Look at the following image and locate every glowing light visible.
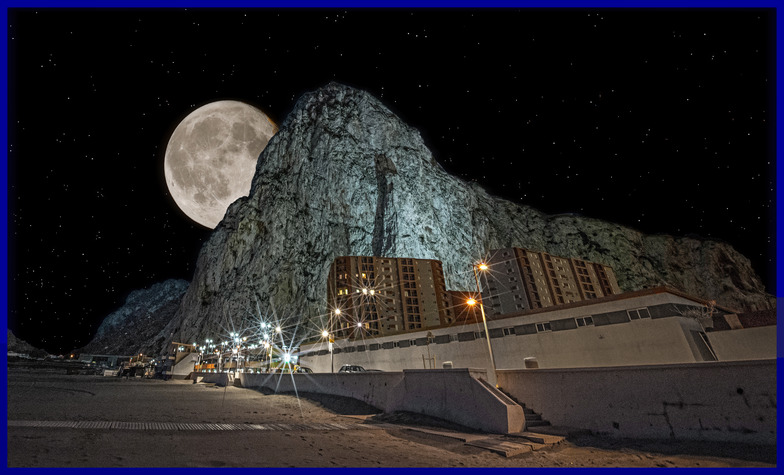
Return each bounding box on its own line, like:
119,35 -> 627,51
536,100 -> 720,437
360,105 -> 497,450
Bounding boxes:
275,326 -> 282,334
370,289 -> 375,296
478,263 -> 489,271
283,353 -> 291,363
467,298 -> 477,306
357,322 -> 362,328
322,330 -> 329,338
263,333 -> 269,340
335,308 -> 341,315
362,288 -> 368,295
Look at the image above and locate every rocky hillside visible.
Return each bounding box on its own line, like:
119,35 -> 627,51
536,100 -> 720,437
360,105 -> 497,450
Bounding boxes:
77,279 -> 189,355
150,82 -> 772,354
7,330 -> 48,358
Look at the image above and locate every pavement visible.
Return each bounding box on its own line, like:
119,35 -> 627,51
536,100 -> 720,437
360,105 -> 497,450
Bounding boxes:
6,370 -> 775,468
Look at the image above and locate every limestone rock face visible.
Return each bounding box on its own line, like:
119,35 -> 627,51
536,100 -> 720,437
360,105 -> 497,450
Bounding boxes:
78,279 -> 189,355
160,82 -> 773,353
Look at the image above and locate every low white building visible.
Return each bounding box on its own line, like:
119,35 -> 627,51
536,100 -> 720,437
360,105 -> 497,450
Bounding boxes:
299,286 -> 775,373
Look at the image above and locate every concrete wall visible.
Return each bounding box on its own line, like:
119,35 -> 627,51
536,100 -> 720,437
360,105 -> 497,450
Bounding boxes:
237,368 -> 524,434
239,371 -> 404,411
492,317 -> 704,369
706,327 -> 776,361
191,372 -> 229,386
496,359 -> 776,445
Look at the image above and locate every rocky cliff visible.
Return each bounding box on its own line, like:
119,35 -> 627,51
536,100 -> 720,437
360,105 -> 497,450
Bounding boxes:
78,279 -> 188,355
157,82 -> 772,354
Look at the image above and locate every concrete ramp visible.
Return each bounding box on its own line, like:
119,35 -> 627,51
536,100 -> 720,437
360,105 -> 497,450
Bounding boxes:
387,369 -> 526,434
171,353 -> 199,376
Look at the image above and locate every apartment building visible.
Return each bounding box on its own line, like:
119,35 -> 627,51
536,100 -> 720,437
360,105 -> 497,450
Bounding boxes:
479,247 -> 622,317
327,256 -> 454,339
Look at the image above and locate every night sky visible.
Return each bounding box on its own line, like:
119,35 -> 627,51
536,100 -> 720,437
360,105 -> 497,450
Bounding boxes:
7,8 -> 775,354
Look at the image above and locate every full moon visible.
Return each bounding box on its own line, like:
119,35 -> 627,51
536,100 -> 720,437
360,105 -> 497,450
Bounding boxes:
164,100 -> 277,228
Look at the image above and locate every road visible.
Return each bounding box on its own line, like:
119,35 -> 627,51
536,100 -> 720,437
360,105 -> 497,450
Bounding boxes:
6,370 -> 775,467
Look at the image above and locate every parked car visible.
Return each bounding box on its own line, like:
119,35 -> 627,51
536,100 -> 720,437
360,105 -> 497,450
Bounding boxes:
338,364 -> 366,373
295,365 -> 313,374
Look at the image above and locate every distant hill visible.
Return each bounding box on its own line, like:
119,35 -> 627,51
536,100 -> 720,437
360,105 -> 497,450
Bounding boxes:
7,330 -> 48,358
75,279 -> 189,356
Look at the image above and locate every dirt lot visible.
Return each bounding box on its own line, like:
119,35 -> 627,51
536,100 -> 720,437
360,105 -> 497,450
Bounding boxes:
6,369 -> 775,467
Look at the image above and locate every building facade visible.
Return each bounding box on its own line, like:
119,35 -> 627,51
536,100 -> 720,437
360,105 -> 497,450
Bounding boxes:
479,247 -> 622,317
302,286 -> 772,373
327,256 -> 455,339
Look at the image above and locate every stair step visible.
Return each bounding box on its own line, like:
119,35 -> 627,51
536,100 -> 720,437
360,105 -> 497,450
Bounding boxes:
509,431 -> 565,445
467,438 -> 533,457
520,441 -> 548,451
524,413 -> 542,421
527,425 -> 591,437
525,420 -> 551,427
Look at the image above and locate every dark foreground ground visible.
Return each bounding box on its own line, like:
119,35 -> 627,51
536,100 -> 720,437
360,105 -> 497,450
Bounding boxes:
6,367 -> 776,468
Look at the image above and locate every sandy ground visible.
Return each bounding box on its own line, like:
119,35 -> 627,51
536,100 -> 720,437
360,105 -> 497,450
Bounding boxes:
7,370 -> 776,468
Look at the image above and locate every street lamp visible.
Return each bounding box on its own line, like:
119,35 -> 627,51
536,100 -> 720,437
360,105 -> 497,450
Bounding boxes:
263,341 -> 271,372
329,308 -> 341,373
470,261 -> 497,385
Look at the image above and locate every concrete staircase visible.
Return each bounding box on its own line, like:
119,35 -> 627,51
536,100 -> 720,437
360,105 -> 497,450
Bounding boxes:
495,386 -> 552,429
497,388 -> 550,430
521,403 -> 551,428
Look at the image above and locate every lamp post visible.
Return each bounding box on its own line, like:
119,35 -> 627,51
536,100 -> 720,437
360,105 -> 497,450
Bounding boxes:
322,329 -> 334,374
332,308 -> 342,373
263,341 -> 271,373
470,262 -> 497,385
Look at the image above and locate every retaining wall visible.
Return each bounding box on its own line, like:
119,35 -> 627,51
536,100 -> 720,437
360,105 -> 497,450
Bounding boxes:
191,372 -> 229,386
238,368 -> 523,434
239,371 -> 404,410
497,359 -> 776,445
